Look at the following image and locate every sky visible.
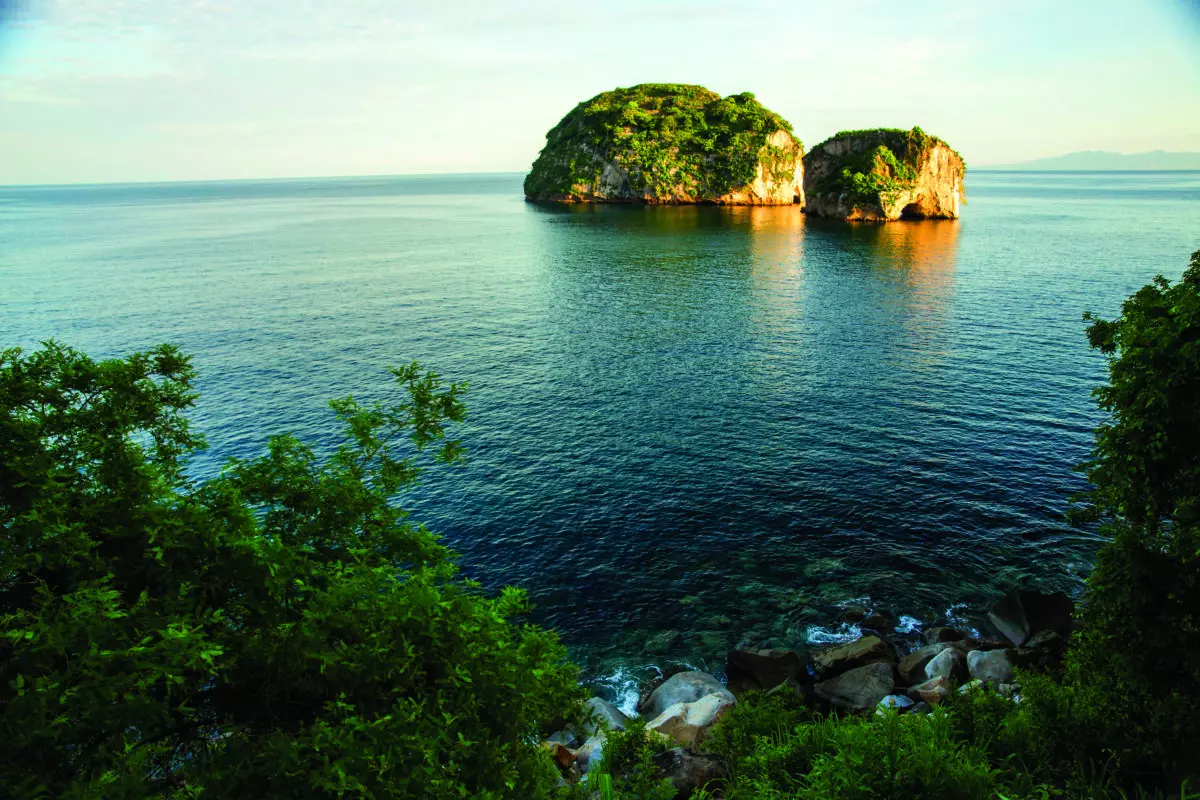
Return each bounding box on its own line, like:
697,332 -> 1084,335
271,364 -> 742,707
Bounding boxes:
1,0 -> 1198,185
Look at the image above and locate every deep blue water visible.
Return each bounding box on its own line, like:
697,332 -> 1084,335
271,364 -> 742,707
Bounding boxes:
3,171 -> 1198,692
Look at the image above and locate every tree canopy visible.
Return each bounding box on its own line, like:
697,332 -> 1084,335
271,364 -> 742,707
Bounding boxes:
0,342 -> 583,798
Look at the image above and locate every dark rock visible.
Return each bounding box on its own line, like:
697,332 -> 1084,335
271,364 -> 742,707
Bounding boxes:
987,589 -> 1074,646
861,612 -> 890,631
962,636 -> 1009,651
814,662 -> 895,712
1019,590 -> 1073,638
897,643 -> 949,685
987,592 -> 1029,646
725,648 -> 804,694
923,626 -> 967,644
641,671 -> 733,719
652,748 -> 727,799
842,604 -> 868,622
1026,629 -> 1066,652
813,635 -> 896,678
908,700 -> 933,714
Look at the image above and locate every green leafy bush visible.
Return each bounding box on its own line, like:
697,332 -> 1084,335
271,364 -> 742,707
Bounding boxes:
0,342 -> 584,798
1037,250 -> 1200,788
524,83 -> 801,201
697,691 -> 1048,800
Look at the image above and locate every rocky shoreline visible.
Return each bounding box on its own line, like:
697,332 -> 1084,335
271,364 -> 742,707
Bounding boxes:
549,588 -> 1074,796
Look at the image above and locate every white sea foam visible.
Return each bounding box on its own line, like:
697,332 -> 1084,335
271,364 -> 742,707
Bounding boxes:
895,615 -> 923,634
944,604 -> 982,637
805,622 -> 862,645
594,666 -> 649,717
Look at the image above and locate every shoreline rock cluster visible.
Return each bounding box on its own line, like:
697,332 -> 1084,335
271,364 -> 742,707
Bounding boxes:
547,589 -> 1073,797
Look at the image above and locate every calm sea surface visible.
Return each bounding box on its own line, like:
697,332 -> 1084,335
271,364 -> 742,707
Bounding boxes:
2,171 -> 1198,693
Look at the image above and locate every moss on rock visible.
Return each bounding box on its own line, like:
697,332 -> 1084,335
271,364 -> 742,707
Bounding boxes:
524,83 -> 804,205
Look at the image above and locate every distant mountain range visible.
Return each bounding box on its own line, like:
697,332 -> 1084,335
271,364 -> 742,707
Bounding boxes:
985,150 -> 1200,170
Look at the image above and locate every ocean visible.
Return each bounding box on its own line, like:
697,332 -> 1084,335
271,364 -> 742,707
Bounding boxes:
2,170 -> 1198,699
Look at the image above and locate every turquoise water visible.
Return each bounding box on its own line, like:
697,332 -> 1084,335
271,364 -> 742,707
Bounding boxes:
2,171 -> 1198,687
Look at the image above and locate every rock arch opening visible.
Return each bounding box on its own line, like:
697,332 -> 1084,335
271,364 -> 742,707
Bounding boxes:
899,202 -> 927,220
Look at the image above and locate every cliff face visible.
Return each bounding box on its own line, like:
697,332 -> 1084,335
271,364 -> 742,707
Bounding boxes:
803,128 -> 964,221
524,84 -> 804,206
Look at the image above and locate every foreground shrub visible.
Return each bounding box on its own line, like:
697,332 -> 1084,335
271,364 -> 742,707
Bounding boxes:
697,692 -> 1045,800
1053,249 -> 1200,787
0,342 -> 583,798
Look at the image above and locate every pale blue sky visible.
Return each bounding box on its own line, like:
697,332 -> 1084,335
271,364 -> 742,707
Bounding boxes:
1,0 -> 1198,184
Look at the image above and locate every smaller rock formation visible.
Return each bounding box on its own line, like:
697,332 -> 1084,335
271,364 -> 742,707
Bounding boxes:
803,127 -> 964,221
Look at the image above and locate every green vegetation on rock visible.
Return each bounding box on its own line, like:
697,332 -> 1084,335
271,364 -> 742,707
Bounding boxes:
809,126 -> 964,214
524,83 -> 801,202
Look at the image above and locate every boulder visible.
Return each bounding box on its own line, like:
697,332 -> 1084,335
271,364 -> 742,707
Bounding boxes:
987,589 -> 1074,646
582,697 -> 629,736
803,127 -> 964,221
968,649 -> 1014,686
725,648 -> 804,694
924,648 -> 967,682
897,643 -> 948,685
652,748 -> 727,799
641,671 -> 734,719
906,676 -> 950,705
647,693 -> 736,748
908,701 -> 932,714
813,635 -> 896,678
814,662 -> 895,712
923,626 -> 967,644
524,84 -> 804,206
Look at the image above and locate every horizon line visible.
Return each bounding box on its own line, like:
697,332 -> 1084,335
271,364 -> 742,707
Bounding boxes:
4,167 -> 1200,191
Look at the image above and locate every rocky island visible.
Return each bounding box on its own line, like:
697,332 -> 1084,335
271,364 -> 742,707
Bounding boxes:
803,127 -> 965,221
523,84 -> 804,205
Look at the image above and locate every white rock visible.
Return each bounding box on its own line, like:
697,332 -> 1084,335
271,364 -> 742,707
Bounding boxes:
646,693 -> 736,748
967,649 -> 1014,685
641,672 -> 733,719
